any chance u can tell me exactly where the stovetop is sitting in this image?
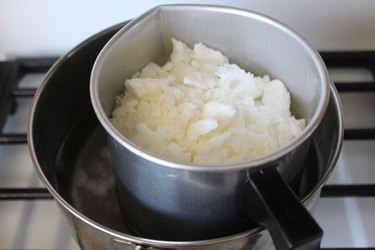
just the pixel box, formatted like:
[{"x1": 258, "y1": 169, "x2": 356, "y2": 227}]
[{"x1": 0, "y1": 53, "x2": 374, "y2": 249}]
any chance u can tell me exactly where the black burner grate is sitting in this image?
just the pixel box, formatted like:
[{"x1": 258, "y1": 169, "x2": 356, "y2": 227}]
[
  {"x1": 318, "y1": 51, "x2": 375, "y2": 201},
  {"x1": 0, "y1": 53, "x2": 374, "y2": 249},
  {"x1": 0, "y1": 58, "x2": 57, "y2": 200}
]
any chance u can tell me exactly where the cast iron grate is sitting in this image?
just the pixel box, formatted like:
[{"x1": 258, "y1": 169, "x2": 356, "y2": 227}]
[{"x1": 0, "y1": 53, "x2": 374, "y2": 249}]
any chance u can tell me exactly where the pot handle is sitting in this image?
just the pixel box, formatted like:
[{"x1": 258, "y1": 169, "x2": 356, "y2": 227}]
[
  {"x1": 247, "y1": 167, "x2": 323, "y2": 250},
  {"x1": 111, "y1": 238, "x2": 169, "y2": 250}
]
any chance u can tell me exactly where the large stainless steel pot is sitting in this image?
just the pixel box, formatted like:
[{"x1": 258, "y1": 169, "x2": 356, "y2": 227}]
[
  {"x1": 28, "y1": 18, "x2": 342, "y2": 250},
  {"x1": 90, "y1": 5, "x2": 333, "y2": 249}
]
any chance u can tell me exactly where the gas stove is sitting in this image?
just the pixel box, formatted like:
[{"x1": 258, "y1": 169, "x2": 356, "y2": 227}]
[{"x1": 0, "y1": 52, "x2": 374, "y2": 249}]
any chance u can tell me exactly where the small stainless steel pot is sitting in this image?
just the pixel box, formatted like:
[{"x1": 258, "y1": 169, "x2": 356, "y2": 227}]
[{"x1": 90, "y1": 5, "x2": 332, "y2": 249}]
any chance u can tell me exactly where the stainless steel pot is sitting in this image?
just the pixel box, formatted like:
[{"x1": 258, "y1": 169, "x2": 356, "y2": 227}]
[
  {"x1": 28, "y1": 18, "x2": 343, "y2": 250},
  {"x1": 90, "y1": 5, "x2": 333, "y2": 249}
]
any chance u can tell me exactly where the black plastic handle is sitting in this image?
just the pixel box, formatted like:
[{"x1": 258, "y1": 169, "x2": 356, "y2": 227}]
[{"x1": 247, "y1": 167, "x2": 323, "y2": 250}]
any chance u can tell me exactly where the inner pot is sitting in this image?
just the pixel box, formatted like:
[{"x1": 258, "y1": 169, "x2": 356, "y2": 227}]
[
  {"x1": 28, "y1": 18, "x2": 343, "y2": 250},
  {"x1": 90, "y1": 4, "x2": 331, "y2": 247},
  {"x1": 90, "y1": 4, "x2": 330, "y2": 245}
]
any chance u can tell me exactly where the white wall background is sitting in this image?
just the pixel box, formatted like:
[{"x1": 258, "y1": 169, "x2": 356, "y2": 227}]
[{"x1": 1, "y1": 0, "x2": 375, "y2": 59}]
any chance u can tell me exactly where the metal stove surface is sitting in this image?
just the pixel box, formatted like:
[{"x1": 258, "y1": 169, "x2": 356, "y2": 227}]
[{"x1": 0, "y1": 53, "x2": 375, "y2": 249}]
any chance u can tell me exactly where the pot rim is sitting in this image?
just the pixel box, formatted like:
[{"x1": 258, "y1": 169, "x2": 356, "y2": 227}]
[{"x1": 90, "y1": 4, "x2": 331, "y2": 172}]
